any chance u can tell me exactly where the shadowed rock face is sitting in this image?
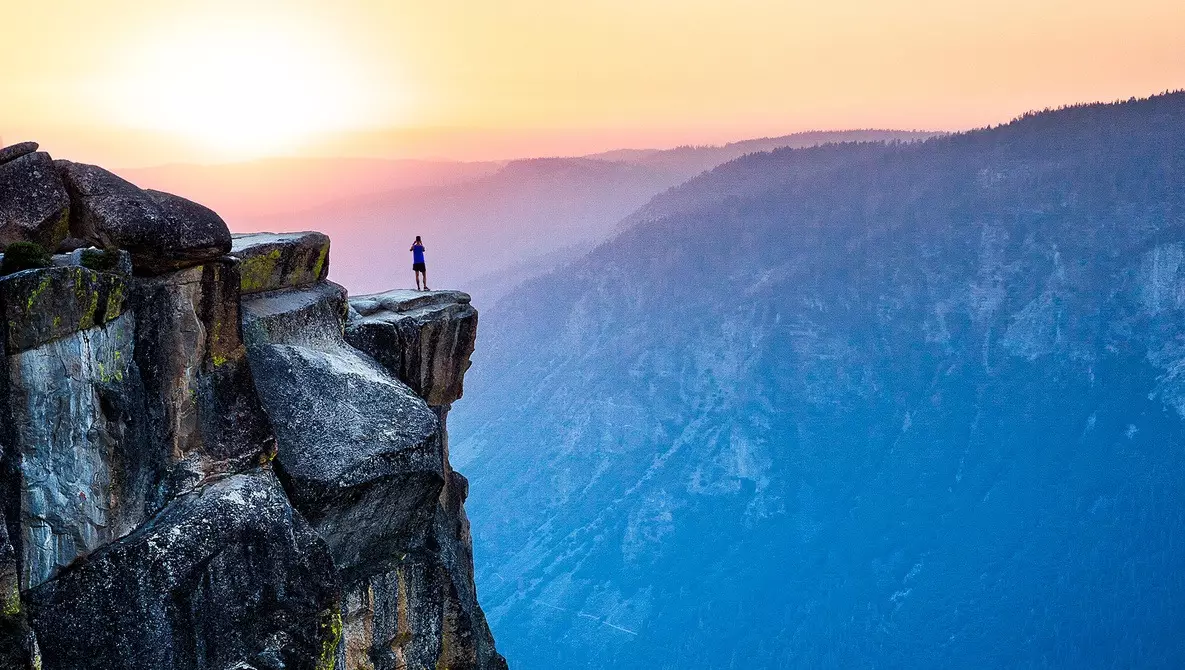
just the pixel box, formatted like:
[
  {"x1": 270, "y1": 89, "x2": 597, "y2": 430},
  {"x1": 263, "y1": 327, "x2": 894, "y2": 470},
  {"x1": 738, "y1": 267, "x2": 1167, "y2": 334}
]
[
  {"x1": 243, "y1": 282, "x2": 443, "y2": 580},
  {"x1": 0, "y1": 152, "x2": 70, "y2": 250},
  {"x1": 0, "y1": 156, "x2": 503, "y2": 669},
  {"x1": 130, "y1": 259, "x2": 275, "y2": 506},
  {"x1": 56, "y1": 161, "x2": 231, "y2": 274},
  {"x1": 0, "y1": 144, "x2": 39, "y2": 167},
  {"x1": 346, "y1": 290, "x2": 477, "y2": 406},
  {"x1": 26, "y1": 472, "x2": 340, "y2": 670}
]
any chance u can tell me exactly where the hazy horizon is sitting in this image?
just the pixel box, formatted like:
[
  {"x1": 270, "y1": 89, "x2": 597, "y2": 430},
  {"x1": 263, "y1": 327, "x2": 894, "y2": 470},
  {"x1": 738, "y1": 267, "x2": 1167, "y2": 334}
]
[{"x1": 5, "y1": 0, "x2": 1183, "y2": 167}]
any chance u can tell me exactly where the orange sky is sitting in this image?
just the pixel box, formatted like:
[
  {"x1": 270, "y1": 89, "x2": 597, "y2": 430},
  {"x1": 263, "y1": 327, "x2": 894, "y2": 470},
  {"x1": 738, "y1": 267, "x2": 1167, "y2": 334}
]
[{"x1": 3, "y1": 0, "x2": 1183, "y2": 167}]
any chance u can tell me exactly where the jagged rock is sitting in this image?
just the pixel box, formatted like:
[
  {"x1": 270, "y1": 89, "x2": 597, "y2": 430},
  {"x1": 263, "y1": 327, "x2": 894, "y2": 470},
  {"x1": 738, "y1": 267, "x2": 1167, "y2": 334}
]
[
  {"x1": 243, "y1": 282, "x2": 444, "y2": 580},
  {"x1": 0, "y1": 266, "x2": 126, "y2": 354},
  {"x1": 335, "y1": 468, "x2": 506, "y2": 670},
  {"x1": 0, "y1": 510, "x2": 41, "y2": 670},
  {"x1": 232, "y1": 232, "x2": 331, "y2": 295},
  {"x1": 0, "y1": 143, "x2": 38, "y2": 167},
  {"x1": 0, "y1": 152, "x2": 70, "y2": 250},
  {"x1": 346, "y1": 290, "x2": 477, "y2": 406},
  {"x1": 26, "y1": 471, "x2": 342, "y2": 670},
  {"x1": 55, "y1": 161, "x2": 231, "y2": 273},
  {"x1": 130, "y1": 260, "x2": 274, "y2": 505},
  {"x1": 334, "y1": 304, "x2": 505, "y2": 669},
  {"x1": 0, "y1": 147, "x2": 506, "y2": 668}
]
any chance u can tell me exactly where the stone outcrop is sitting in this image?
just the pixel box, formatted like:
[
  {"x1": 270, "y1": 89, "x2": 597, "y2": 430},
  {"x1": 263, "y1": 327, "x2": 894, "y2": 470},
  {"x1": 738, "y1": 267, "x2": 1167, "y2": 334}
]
[
  {"x1": 0, "y1": 147, "x2": 504, "y2": 670},
  {"x1": 0, "y1": 144, "x2": 39, "y2": 167},
  {"x1": 343, "y1": 290, "x2": 503, "y2": 670},
  {"x1": 56, "y1": 160, "x2": 232, "y2": 273},
  {"x1": 232, "y1": 232, "x2": 330, "y2": 295},
  {"x1": 0, "y1": 151, "x2": 70, "y2": 250},
  {"x1": 26, "y1": 472, "x2": 339, "y2": 670},
  {"x1": 242, "y1": 280, "x2": 443, "y2": 579},
  {"x1": 346, "y1": 290, "x2": 477, "y2": 406}
]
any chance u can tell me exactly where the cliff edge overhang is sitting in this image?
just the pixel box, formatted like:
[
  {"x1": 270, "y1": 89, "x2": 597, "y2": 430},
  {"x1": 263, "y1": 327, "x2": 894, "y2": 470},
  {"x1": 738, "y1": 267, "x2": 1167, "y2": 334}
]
[{"x1": 0, "y1": 141, "x2": 506, "y2": 670}]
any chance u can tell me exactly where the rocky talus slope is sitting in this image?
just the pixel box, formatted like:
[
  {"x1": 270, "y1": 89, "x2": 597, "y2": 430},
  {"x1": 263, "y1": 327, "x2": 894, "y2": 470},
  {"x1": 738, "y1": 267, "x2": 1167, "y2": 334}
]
[{"x1": 0, "y1": 143, "x2": 505, "y2": 670}]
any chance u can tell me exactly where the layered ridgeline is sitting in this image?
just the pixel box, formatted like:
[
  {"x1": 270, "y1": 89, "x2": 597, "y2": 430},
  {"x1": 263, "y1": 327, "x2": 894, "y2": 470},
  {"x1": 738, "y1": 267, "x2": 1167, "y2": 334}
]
[
  {"x1": 0, "y1": 143, "x2": 504, "y2": 670},
  {"x1": 452, "y1": 92, "x2": 1185, "y2": 668},
  {"x1": 236, "y1": 131, "x2": 933, "y2": 301}
]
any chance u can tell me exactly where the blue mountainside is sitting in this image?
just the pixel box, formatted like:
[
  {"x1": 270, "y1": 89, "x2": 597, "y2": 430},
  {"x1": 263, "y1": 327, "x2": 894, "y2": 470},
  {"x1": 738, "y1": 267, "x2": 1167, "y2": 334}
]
[{"x1": 452, "y1": 92, "x2": 1185, "y2": 668}]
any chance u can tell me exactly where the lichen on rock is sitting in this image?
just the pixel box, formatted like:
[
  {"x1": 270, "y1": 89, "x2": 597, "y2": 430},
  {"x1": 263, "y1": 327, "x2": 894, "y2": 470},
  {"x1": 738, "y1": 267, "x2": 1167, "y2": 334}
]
[{"x1": 232, "y1": 231, "x2": 331, "y2": 295}]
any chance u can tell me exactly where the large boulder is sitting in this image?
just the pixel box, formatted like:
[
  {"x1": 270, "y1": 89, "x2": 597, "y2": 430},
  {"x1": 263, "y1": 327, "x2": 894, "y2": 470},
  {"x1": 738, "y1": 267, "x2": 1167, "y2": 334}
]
[
  {"x1": 26, "y1": 471, "x2": 341, "y2": 670},
  {"x1": 0, "y1": 143, "x2": 38, "y2": 166},
  {"x1": 130, "y1": 259, "x2": 275, "y2": 505},
  {"x1": 232, "y1": 232, "x2": 330, "y2": 295},
  {"x1": 55, "y1": 161, "x2": 231, "y2": 273},
  {"x1": 346, "y1": 290, "x2": 477, "y2": 406},
  {"x1": 0, "y1": 152, "x2": 70, "y2": 250},
  {"x1": 242, "y1": 282, "x2": 444, "y2": 580}
]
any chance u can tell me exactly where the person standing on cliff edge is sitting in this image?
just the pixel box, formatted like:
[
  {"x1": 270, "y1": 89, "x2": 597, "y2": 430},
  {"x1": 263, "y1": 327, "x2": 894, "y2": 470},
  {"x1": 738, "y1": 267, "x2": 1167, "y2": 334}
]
[{"x1": 411, "y1": 236, "x2": 430, "y2": 291}]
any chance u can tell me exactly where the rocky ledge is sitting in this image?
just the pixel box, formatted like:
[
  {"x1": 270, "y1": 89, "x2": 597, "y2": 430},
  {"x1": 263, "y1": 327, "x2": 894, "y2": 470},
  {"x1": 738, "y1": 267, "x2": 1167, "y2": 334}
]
[{"x1": 0, "y1": 142, "x2": 506, "y2": 670}]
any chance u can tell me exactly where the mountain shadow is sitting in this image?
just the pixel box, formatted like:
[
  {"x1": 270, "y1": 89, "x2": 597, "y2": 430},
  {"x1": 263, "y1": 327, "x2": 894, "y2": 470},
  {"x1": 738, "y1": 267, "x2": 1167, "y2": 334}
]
[{"x1": 451, "y1": 92, "x2": 1185, "y2": 669}]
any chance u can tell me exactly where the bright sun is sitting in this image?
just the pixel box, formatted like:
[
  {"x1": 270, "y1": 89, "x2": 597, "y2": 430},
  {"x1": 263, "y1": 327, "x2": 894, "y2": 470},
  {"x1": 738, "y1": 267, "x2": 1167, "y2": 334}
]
[{"x1": 109, "y1": 20, "x2": 373, "y2": 159}]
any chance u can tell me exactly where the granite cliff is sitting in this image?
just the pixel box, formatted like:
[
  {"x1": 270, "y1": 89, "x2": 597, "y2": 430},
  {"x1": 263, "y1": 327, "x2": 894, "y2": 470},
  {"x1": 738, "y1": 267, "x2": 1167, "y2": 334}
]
[{"x1": 0, "y1": 142, "x2": 505, "y2": 670}]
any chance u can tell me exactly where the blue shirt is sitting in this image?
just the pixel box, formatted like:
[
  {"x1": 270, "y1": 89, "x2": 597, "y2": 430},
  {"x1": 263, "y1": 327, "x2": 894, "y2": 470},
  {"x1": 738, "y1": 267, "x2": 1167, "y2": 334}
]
[{"x1": 412, "y1": 243, "x2": 425, "y2": 264}]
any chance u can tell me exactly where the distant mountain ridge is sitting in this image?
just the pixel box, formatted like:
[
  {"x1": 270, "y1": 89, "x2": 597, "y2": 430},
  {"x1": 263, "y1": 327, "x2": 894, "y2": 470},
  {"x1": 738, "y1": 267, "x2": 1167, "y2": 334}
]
[
  {"x1": 225, "y1": 130, "x2": 933, "y2": 300},
  {"x1": 118, "y1": 157, "x2": 501, "y2": 222},
  {"x1": 587, "y1": 128, "x2": 937, "y2": 170},
  {"x1": 451, "y1": 92, "x2": 1185, "y2": 669}
]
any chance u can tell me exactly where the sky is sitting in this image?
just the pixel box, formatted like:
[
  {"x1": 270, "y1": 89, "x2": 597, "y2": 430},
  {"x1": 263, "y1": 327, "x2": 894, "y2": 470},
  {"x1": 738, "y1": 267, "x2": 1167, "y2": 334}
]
[{"x1": 3, "y1": 0, "x2": 1184, "y2": 166}]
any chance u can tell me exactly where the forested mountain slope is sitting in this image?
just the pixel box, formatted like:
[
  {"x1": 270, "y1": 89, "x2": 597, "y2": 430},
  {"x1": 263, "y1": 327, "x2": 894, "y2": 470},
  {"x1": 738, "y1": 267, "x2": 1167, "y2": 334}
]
[{"x1": 451, "y1": 92, "x2": 1185, "y2": 669}]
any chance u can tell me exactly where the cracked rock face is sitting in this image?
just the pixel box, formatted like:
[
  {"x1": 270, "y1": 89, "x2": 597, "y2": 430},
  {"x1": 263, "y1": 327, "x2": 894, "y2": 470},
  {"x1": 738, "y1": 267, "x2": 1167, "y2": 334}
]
[
  {"x1": 346, "y1": 290, "x2": 478, "y2": 406},
  {"x1": 130, "y1": 260, "x2": 274, "y2": 505},
  {"x1": 26, "y1": 471, "x2": 340, "y2": 670},
  {"x1": 243, "y1": 282, "x2": 443, "y2": 580},
  {"x1": 8, "y1": 312, "x2": 142, "y2": 590}
]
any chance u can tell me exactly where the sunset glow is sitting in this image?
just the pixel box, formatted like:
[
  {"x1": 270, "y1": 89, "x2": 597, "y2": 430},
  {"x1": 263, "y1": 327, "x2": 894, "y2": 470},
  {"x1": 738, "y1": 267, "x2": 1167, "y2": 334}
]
[
  {"x1": 103, "y1": 18, "x2": 379, "y2": 158},
  {"x1": 3, "y1": 0, "x2": 1184, "y2": 165}
]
